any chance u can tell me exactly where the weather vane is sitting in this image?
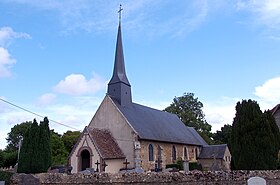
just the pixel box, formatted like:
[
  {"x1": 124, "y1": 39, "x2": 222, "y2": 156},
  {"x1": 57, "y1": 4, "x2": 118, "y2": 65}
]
[{"x1": 118, "y1": 4, "x2": 123, "y2": 23}]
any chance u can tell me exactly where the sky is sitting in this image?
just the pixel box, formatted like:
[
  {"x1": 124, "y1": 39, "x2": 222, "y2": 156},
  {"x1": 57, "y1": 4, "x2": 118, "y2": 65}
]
[{"x1": 1, "y1": 0, "x2": 280, "y2": 149}]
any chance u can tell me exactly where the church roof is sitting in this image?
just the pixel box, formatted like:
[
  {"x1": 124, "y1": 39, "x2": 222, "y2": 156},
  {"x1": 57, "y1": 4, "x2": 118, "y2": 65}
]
[
  {"x1": 198, "y1": 144, "x2": 227, "y2": 159},
  {"x1": 108, "y1": 23, "x2": 130, "y2": 86},
  {"x1": 111, "y1": 97, "x2": 208, "y2": 146},
  {"x1": 271, "y1": 104, "x2": 280, "y2": 115},
  {"x1": 87, "y1": 127, "x2": 125, "y2": 159}
]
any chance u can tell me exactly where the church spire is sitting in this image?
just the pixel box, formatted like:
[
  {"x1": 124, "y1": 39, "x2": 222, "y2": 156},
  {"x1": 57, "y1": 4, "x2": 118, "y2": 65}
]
[{"x1": 107, "y1": 5, "x2": 132, "y2": 106}]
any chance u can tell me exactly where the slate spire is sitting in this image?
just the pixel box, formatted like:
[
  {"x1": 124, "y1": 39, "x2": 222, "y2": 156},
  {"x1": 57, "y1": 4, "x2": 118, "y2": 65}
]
[{"x1": 108, "y1": 6, "x2": 132, "y2": 106}]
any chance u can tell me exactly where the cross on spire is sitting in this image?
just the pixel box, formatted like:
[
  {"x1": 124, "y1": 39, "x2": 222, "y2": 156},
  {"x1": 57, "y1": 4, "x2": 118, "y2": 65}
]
[{"x1": 118, "y1": 4, "x2": 123, "y2": 23}]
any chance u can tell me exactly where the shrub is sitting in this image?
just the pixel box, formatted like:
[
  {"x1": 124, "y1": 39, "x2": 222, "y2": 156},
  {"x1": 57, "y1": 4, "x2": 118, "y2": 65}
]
[
  {"x1": 166, "y1": 163, "x2": 180, "y2": 170},
  {"x1": 189, "y1": 162, "x2": 202, "y2": 171},
  {"x1": 0, "y1": 171, "x2": 14, "y2": 185}
]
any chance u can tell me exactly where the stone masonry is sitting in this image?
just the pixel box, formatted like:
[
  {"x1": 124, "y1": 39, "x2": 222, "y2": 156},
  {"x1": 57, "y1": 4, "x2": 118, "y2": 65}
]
[
  {"x1": 139, "y1": 140, "x2": 200, "y2": 171},
  {"x1": 11, "y1": 170, "x2": 280, "y2": 185}
]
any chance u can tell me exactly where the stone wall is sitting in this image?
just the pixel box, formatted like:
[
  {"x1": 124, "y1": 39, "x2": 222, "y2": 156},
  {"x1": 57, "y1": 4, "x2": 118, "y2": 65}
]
[
  {"x1": 10, "y1": 170, "x2": 280, "y2": 185},
  {"x1": 140, "y1": 140, "x2": 200, "y2": 171}
]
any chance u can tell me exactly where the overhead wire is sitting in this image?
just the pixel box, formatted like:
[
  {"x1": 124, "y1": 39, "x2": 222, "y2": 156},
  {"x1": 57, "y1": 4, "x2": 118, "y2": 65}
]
[{"x1": 0, "y1": 97, "x2": 80, "y2": 131}]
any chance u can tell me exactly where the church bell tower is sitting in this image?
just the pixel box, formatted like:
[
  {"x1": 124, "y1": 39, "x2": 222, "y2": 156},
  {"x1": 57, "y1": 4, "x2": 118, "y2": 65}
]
[{"x1": 107, "y1": 5, "x2": 132, "y2": 107}]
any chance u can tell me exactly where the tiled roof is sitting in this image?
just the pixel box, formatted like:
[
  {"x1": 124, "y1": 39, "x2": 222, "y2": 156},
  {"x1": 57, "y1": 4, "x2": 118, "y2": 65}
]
[
  {"x1": 111, "y1": 96, "x2": 208, "y2": 146},
  {"x1": 87, "y1": 127, "x2": 125, "y2": 159},
  {"x1": 198, "y1": 144, "x2": 227, "y2": 159}
]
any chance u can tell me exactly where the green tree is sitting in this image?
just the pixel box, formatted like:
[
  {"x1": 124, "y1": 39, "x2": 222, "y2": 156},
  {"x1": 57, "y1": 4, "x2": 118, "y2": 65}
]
[
  {"x1": 38, "y1": 117, "x2": 51, "y2": 171},
  {"x1": 18, "y1": 117, "x2": 51, "y2": 173},
  {"x1": 50, "y1": 131, "x2": 68, "y2": 165},
  {"x1": 164, "y1": 92, "x2": 212, "y2": 144},
  {"x1": 2, "y1": 151, "x2": 17, "y2": 168},
  {"x1": 5, "y1": 121, "x2": 32, "y2": 152},
  {"x1": 62, "y1": 130, "x2": 81, "y2": 153},
  {"x1": 0, "y1": 150, "x2": 4, "y2": 167},
  {"x1": 18, "y1": 119, "x2": 37, "y2": 173},
  {"x1": 213, "y1": 124, "x2": 232, "y2": 148},
  {"x1": 231, "y1": 99, "x2": 280, "y2": 170}
]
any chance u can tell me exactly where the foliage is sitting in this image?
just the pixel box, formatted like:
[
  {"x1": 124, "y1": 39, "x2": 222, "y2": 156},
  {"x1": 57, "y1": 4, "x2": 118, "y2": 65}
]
[
  {"x1": 62, "y1": 130, "x2": 81, "y2": 153},
  {"x1": 39, "y1": 117, "x2": 52, "y2": 171},
  {"x1": 230, "y1": 99, "x2": 280, "y2": 170},
  {"x1": 5, "y1": 121, "x2": 32, "y2": 152},
  {"x1": 212, "y1": 124, "x2": 232, "y2": 149},
  {"x1": 0, "y1": 171, "x2": 13, "y2": 185},
  {"x1": 176, "y1": 158, "x2": 184, "y2": 170},
  {"x1": 18, "y1": 117, "x2": 51, "y2": 173},
  {"x1": 0, "y1": 150, "x2": 4, "y2": 167},
  {"x1": 2, "y1": 151, "x2": 17, "y2": 168},
  {"x1": 189, "y1": 162, "x2": 202, "y2": 171},
  {"x1": 166, "y1": 163, "x2": 180, "y2": 170},
  {"x1": 164, "y1": 92, "x2": 212, "y2": 144},
  {"x1": 51, "y1": 131, "x2": 68, "y2": 166}
]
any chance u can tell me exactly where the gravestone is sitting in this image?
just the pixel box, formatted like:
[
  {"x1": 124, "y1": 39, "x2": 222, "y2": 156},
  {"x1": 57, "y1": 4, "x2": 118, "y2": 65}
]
[
  {"x1": 247, "y1": 176, "x2": 266, "y2": 185},
  {"x1": 0, "y1": 181, "x2": 5, "y2": 185}
]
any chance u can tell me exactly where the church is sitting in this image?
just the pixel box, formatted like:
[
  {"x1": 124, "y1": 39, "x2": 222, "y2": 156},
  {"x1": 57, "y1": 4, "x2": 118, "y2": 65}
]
[{"x1": 68, "y1": 12, "x2": 231, "y2": 173}]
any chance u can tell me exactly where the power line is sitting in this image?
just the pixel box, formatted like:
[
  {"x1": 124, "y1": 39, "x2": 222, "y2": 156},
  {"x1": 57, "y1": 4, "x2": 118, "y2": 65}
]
[{"x1": 0, "y1": 97, "x2": 80, "y2": 131}]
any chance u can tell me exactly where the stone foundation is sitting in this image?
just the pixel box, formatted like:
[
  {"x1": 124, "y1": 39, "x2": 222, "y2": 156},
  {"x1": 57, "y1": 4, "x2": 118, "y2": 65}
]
[{"x1": 10, "y1": 170, "x2": 280, "y2": 185}]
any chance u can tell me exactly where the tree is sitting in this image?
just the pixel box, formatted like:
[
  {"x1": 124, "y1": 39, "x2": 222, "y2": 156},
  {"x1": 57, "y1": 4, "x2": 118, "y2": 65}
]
[
  {"x1": 18, "y1": 117, "x2": 51, "y2": 173},
  {"x1": 2, "y1": 151, "x2": 17, "y2": 168},
  {"x1": 0, "y1": 150, "x2": 4, "y2": 167},
  {"x1": 5, "y1": 121, "x2": 32, "y2": 152},
  {"x1": 164, "y1": 93, "x2": 212, "y2": 144},
  {"x1": 50, "y1": 131, "x2": 68, "y2": 165},
  {"x1": 38, "y1": 117, "x2": 51, "y2": 171},
  {"x1": 231, "y1": 99, "x2": 280, "y2": 170},
  {"x1": 62, "y1": 130, "x2": 81, "y2": 153},
  {"x1": 213, "y1": 124, "x2": 232, "y2": 148}
]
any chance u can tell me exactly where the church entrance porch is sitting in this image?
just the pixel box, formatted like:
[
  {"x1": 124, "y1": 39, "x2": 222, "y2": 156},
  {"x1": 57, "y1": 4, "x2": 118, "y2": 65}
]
[{"x1": 81, "y1": 149, "x2": 90, "y2": 171}]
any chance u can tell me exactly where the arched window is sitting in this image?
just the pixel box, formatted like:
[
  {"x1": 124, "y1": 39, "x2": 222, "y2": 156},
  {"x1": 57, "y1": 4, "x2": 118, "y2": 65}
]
[
  {"x1": 184, "y1": 146, "x2": 188, "y2": 160},
  {"x1": 195, "y1": 148, "x2": 199, "y2": 159},
  {"x1": 172, "y1": 145, "x2": 176, "y2": 161},
  {"x1": 148, "y1": 144, "x2": 154, "y2": 161},
  {"x1": 81, "y1": 149, "x2": 90, "y2": 171}
]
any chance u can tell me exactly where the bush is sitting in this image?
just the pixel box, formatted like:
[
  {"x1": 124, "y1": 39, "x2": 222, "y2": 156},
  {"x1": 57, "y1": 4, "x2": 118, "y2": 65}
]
[
  {"x1": 0, "y1": 171, "x2": 14, "y2": 185},
  {"x1": 189, "y1": 162, "x2": 202, "y2": 171},
  {"x1": 176, "y1": 158, "x2": 184, "y2": 170},
  {"x1": 166, "y1": 163, "x2": 180, "y2": 170}
]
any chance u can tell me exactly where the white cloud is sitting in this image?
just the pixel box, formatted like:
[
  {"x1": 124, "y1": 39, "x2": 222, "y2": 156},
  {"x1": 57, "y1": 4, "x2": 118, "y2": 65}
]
[
  {"x1": 254, "y1": 76, "x2": 280, "y2": 108},
  {"x1": 204, "y1": 97, "x2": 238, "y2": 132},
  {"x1": 3, "y1": 0, "x2": 224, "y2": 37},
  {"x1": 36, "y1": 93, "x2": 56, "y2": 106},
  {"x1": 236, "y1": 0, "x2": 280, "y2": 39},
  {"x1": 53, "y1": 73, "x2": 106, "y2": 96},
  {"x1": 0, "y1": 26, "x2": 31, "y2": 47},
  {"x1": 0, "y1": 26, "x2": 30, "y2": 78},
  {"x1": 0, "y1": 47, "x2": 16, "y2": 77}
]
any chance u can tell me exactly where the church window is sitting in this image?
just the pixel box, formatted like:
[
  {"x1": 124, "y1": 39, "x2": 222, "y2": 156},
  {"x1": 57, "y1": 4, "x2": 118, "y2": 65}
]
[
  {"x1": 148, "y1": 144, "x2": 154, "y2": 161},
  {"x1": 184, "y1": 146, "x2": 188, "y2": 160},
  {"x1": 172, "y1": 145, "x2": 176, "y2": 161},
  {"x1": 195, "y1": 148, "x2": 199, "y2": 159}
]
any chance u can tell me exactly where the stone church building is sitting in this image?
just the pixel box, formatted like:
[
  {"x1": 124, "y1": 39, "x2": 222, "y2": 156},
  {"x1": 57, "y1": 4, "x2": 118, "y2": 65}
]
[
  {"x1": 68, "y1": 19, "x2": 231, "y2": 173},
  {"x1": 271, "y1": 104, "x2": 280, "y2": 130}
]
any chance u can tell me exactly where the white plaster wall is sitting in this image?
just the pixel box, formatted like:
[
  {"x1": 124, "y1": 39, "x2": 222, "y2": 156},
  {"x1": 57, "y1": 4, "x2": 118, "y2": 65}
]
[
  {"x1": 70, "y1": 132, "x2": 100, "y2": 173},
  {"x1": 88, "y1": 95, "x2": 136, "y2": 169},
  {"x1": 105, "y1": 159, "x2": 125, "y2": 173}
]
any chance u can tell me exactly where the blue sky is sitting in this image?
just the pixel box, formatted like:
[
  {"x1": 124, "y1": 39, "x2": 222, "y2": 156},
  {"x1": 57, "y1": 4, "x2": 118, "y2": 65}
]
[{"x1": 1, "y1": 0, "x2": 280, "y2": 149}]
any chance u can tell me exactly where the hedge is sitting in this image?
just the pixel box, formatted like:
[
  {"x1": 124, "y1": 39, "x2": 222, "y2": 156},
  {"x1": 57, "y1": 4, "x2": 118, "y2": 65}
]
[{"x1": 0, "y1": 171, "x2": 14, "y2": 185}]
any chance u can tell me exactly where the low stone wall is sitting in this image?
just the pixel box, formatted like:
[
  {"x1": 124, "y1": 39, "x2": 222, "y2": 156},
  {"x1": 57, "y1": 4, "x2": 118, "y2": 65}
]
[{"x1": 10, "y1": 170, "x2": 280, "y2": 185}]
